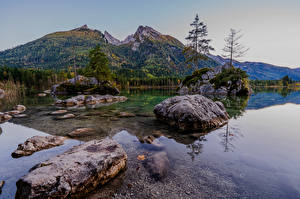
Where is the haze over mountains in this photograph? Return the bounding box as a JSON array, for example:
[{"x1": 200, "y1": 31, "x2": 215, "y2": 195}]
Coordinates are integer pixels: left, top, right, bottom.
[{"x1": 0, "y1": 25, "x2": 300, "y2": 80}]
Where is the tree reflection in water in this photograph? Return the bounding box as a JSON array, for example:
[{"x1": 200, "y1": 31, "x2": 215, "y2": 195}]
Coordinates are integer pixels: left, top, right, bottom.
[{"x1": 186, "y1": 136, "x2": 207, "y2": 161}]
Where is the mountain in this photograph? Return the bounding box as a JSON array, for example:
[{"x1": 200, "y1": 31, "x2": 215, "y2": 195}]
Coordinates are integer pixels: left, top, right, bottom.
[
  {"x1": 208, "y1": 55, "x2": 300, "y2": 80},
  {"x1": 0, "y1": 25, "x2": 218, "y2": 77}
]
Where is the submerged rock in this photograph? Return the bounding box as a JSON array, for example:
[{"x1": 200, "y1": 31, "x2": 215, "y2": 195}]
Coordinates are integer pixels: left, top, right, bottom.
[
  {"x1": 5, "y1": 110, "x2": 20, "y2": 115},
  {"x1": 154, "y1": 95, "x2": 229, "y2": 131},
  {"x1": 118, "y1": 112, "x2": 136, "y2": 118},
  {"x1": 144, "y1": 151, "x2": 170, "y2": 180},
  {"x1": 12, "y1": 136, "x2": 67, "y2": 158},
  {"x1": 56, "y1": 113, "x2": 76, "y2": 120},
  {"x1": 0, "y1": 112, "x2": 12, "y2": 123},
  {"x1": 55, "y1": 95, "x2": 127, "y2": 107},
  {"x1": 0, "y1": 180, "x2": 4, "y2": 194},
  {"x1": 68, "y1": 128, "x2": 95, "y2": 138},
  {"x1": 49, "y1": 110, "x2": 68, "y2": 115},
  {"x1": 15, "y1": 138, "x2": 127, "y2": 199},
  {"x1": 13, "y1": 114, "x2": 28, "y2": 118}
]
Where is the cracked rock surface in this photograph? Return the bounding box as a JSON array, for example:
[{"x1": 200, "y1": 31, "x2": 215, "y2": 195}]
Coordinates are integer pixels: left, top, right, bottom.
[
  {"x1": 154, "y1": 95, "x2": 229, "y2": 131},
  {"x1": 15, "y1": 138, "x2": 127, "y2": 199},
  {"x1": 12, "y1": 135, "x2": 67, "y2": 158}
]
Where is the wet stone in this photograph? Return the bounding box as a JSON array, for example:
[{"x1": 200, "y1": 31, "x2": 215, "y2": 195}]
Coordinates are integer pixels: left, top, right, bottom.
[
  {"x1": 144, "y1": 151, "x2": 170, "y2": 180},
  {"x1": 15, "y1": 138, "x2": 127, "y2": 199},
  {"x1": 56, "y1": 113, "x2": 76, "y2": 120},
  {"x1": 12, "y1": 135, "x2": 67, "y2": 158},
  {"x1": 68, "y1": 128, "x2": 95, "y2": 138},
  {"x1": 49, "y1": 110, "x2": 68, "y2": 115}
]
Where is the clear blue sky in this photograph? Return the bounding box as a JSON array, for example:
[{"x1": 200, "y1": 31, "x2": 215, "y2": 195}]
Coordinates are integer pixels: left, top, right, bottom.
[{"x1": 1, "y1": 0, "x2": 300, "y2": 68}]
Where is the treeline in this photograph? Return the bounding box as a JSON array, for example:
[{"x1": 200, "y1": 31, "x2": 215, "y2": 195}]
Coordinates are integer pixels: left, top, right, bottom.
[
  {"x1": 250, "y1": 75, "x2": 297, "y2": 87},
  {"x1": 0, "y1": 66, "x2": 67, "y2": 92},
  {"x1": 116, "y1": 76, "x2": 181, "y2": 88}
]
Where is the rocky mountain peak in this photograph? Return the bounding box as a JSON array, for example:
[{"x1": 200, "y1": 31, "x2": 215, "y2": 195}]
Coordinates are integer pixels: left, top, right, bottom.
[
  {"x1": 104, "y1": 31, "x2": 121, "y2": 46},
  {"x1": 72, "y1": 24, "x2": 90, "y2": 31},
  {"x1": 134, "y1": 25, "x2": 162, "y2": 42}
]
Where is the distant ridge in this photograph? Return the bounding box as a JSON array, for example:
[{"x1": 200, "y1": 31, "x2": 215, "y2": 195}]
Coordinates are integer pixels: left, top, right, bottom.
[{"x1": 208, "y1": 55, "x2": 300, "y2": 80}]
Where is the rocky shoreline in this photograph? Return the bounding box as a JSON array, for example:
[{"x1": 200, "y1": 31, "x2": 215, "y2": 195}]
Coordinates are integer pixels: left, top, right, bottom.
[{"x1": 55, "y1": 94, "x2": 127, "y2": 107}]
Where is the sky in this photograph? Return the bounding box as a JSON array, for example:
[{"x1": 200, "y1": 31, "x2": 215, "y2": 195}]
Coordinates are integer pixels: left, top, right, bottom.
[{"x1": 1, "y1": 0, "x2": 300, "y2": 68}]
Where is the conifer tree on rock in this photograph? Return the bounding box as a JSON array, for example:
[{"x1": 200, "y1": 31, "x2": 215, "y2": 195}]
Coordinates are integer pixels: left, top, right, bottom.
[{"x1": 183, "y1": 14, "x2": 214, "y2": 69}]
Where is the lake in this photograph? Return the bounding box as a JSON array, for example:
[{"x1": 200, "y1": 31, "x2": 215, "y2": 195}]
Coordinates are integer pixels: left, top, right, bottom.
[{"x1": 0, "y1": 89, "x2": 300, "y2": 198}]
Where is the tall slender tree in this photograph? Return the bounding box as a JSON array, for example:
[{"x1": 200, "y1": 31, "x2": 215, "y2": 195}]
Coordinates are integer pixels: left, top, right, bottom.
[
  {"x1": 222, "y1": 29, "x2": 249, "y2": 66},
  {"x1": 183, "y1": 14, "x2": 214, "y2": 69},
  {"x1": 85, "y1": 45, "x2": 112, "y2": 83}
]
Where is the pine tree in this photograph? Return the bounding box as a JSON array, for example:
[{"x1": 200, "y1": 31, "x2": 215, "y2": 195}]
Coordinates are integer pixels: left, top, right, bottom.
[
  {"x1": 222, "y1": 29, "x2": 249, "y2": 67},
  {"x1": 183, "y1": 14, "x2": 214, "y2": 69},
  {"x1": 85, "y1": 45, "x2": 112, "y2": 82}
]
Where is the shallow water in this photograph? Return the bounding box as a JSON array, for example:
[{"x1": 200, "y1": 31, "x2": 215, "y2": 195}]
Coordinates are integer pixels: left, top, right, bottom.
[{"x1": 1, "y1": 89, "x2": 300, "y2": 198}]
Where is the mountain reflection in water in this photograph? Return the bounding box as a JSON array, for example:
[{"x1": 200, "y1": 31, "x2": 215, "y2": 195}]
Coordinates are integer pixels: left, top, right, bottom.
[{"x1": 0, "y1": 88, "x2": 300, "y2": 198}]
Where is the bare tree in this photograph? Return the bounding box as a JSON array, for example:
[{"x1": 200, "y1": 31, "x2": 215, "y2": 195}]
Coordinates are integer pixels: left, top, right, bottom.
[
  {"x1": 222, "y1": 29, "x2": 249, "y2": 66},
  {"x1": 183, "y1": 14, "x2": 214, "y2": 69}
]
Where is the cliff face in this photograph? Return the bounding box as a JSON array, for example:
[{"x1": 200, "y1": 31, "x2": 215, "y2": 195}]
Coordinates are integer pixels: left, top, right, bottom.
[{"x1": 178, "y1": 64, "x2": 251, "y2": 96}]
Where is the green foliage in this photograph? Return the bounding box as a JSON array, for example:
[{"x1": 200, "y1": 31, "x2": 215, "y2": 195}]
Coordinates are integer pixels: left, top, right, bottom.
[
  {"x1": 85, "y1": 45, "x2": 112, "y2": 82},
  {"x1": 0, "y1": 66, "x2": 66, "y2": 92},
  {"x1": 210, "y1": 67, "x2": 248, "y2": 90},
  {"x1": 250, "y1": 75, "x2": 296, "y2": 87},
  {"x1": 281, "y1": 75, "x2": 293, "y2": 86},
  {"x1": 0, "y1": 27, "x2": 219, "y2": 78},
  {"x1": 182, "y1": 67, "x2": 211, "y2": 86}
]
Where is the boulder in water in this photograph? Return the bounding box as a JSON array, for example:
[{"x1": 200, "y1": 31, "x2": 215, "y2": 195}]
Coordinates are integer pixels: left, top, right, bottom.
[
  {"x1": 154, "y1": 95, "x2": 229, "y2": 131},
  {"x1": 14, "y1": 105, "x2": 26, "y2": 113}
]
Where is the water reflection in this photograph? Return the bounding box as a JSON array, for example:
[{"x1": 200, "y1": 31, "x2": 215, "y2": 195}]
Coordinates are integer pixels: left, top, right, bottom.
[{"x1": 1, "y1": 88, "x2": 300, "y2": 198}]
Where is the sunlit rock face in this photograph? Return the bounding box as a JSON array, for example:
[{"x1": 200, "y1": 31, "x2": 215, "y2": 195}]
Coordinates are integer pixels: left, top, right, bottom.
[
  {"x1": 15, "y1": 138, "x2": 127, "y2": 199},
  {"x1": 154, "y1": 95, "x2": 229, "y2": 131}
]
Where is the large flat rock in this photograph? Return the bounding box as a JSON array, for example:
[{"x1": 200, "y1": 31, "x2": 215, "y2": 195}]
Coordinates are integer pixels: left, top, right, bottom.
[
  {"x1": 15, "y1": 138, "x2": 127, "y2": 199},
  {"x1": 154, "y1": 95, "x2": 229, "y2": 131},
  {"x1": 12, "y1": 136, "x2": 67, "y2": 158}
]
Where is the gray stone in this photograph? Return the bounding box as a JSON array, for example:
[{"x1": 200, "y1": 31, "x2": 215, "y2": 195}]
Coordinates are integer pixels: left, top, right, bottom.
[
  {"x1": 0, "y1": 112, "x2": 12, "y2": 124},
  {"x1": 49, "y1": 110, "x2": 68, "y2": 115},
  {"x1": 12, "y1": 136, "x2": 67, "y2": 158},
  {"x1": 154, "y1": 95, "x2": 229, "y2": 131},
  {"x1": 68, "y1": 128, "x2": 95, "y2": 138},
  {"x1": 14, "y1": 105, "x2": 26, "y2": 113},
  {"x1": 13, "y1": 114, "x2": 28, "y2": 118},
  {"x1": 178, "y1": 63, "x2": 251, "y2": 96},
  {"x1": 145, "y1": 151, "x2": 169, "y2": 180},
  {"x1": 56, "y1": 113, "x2": 76, "y2": 120},
  {"x1": 15, "y1": 139, "x2": 127, "y2": 199},
  {"x1": 55, "y1": 95, "x2": 127, "y2": 107}
]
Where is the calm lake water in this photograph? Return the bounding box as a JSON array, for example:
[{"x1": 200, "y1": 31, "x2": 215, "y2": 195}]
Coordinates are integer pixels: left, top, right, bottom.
[{"x1": 0, "y1": 89, "x2": 300, "y2": 198}]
